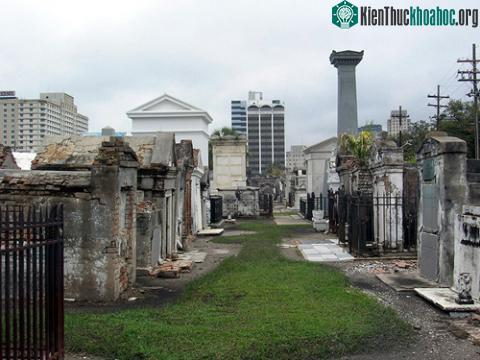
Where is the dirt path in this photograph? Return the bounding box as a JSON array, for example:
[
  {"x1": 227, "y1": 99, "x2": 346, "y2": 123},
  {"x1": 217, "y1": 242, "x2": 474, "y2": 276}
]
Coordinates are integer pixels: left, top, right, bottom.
[
  {"x1": 281, "y1": 229, "x2": 480, "y2": 359},
  {"x1": 66, "y1": 228, "x2": 242, "y2": 359},
  {"x1": 66, "y1": 234, "x2": 241, "y2": 315}
]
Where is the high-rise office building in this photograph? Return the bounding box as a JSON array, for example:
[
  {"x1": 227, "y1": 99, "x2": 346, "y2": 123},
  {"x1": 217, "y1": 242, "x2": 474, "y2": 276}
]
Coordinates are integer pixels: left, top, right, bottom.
[
  {"x1": 246, "y1": 92, "x2": 285, "y2": 175},
  {"x1": 231, "y1": 92, "x2": 264, "y2": 135},
  {"x1": 387, "y1": 110, "x2": 411, "y2": 137},
  {"x1": 0, "y1": 91, "x2": 89, "y2": 152},
  {"x1": 231, "y1": 100, "x2": 247, "y2": 135}
]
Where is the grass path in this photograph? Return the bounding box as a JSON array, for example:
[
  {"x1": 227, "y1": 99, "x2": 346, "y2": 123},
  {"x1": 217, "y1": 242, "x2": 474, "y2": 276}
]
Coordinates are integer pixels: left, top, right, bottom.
[{"x1": 66, "y1": 221, "x2": 409, "y2": 359}]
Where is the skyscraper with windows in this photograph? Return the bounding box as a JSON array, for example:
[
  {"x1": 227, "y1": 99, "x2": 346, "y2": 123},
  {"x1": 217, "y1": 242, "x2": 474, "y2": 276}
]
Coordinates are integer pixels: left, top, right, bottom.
[
  {"x1": 231, "y1": 100, "x2": 247, "y2": 135},
  {"x1": 246, "y1": 92, "x2": 285, "y2": 175},
  {"x1": 0, "y1": 91, "x2": 88, "y2": 152},
  {"x1": 231, "y1": 91, "x2": 285, "y2": 175}
]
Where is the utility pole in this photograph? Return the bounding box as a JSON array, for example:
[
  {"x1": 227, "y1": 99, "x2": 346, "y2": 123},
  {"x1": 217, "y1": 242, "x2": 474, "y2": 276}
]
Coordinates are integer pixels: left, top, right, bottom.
[
  {"x1": 458, "y1": 43, "x2": 480, "y2": 159},
  {"x1": 396, "y1": 106, "x2": 409, "y2": 147},
  {"x1": 428, "y1": 85, "x2": 449, "y2": 130}
]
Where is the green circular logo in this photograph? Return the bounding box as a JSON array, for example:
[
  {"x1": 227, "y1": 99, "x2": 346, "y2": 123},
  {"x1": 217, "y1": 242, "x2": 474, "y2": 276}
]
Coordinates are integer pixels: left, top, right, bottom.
[{"x1": 332, "y1": 1, "x2": 359, "y2": 29}]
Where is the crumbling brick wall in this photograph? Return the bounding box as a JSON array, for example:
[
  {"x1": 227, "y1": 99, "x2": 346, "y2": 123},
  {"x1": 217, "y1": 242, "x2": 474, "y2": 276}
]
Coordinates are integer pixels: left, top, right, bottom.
[
  {"x1": 218, "y1": 187, "x2": 260, "y2": 218},
  {"x1": 176, "y1": 140, "x2": 195, "y2": 250},
  {"x1": 126, "y1": 134, "x2": 179, "y2": 268},
  {"x1": 0, "y1": 137, "x2": 139, "y2": 301}
]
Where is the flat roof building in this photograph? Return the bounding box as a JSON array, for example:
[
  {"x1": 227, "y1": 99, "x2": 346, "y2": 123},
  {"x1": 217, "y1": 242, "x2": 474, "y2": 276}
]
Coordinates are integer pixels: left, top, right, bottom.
[
  {"x1": 246, "y1": 93, "x2": 285, "y2": 175},
  {"x1": 0, "y1": 91, "x2": 88, "y2": 152},
  {"x1": 286, "y1": 145, "x2": 307, "y2": 171}
]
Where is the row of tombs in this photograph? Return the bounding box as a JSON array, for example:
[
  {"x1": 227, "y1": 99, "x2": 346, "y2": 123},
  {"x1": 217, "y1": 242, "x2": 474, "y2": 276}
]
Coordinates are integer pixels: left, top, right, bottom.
[
  {"x1": 416, "y1": 133, "x2": 480, "y2": 305},
  {"x1": 0, "y1": 134, "x2": 210, "y2": 301},
  {"x1": 330, "y1": 132, "x2": 480, "y2": 304}
]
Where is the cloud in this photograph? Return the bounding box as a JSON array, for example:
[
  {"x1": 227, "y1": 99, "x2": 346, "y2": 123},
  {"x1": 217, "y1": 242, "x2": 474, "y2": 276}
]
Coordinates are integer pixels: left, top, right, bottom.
[{"x1": 0, "y1": 0, "x2": 478, "y2": 148}]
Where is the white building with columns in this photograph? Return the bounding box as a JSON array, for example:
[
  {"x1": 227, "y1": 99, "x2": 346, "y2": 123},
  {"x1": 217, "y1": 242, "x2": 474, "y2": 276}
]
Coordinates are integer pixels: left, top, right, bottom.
[{"x1": 127, "y1": 94, "x2": 212, "y2": 166}]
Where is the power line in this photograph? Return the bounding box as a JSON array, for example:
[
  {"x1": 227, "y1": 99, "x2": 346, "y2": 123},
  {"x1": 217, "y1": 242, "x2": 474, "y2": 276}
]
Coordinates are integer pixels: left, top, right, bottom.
[
  {"x1": 449, "y1": 82, "x2": 468, "y2": 96},
  {"x1": 437, "y1": 61, "x2": 458, "y2": 85},
  {"x1": 458, "y1": 43, "x2": 480, "y2": 159},
  {"x1": 427, "y1": 85, "x2": 449, "y2": 130},
  {"x1": 392, "y1": 105, "x2": 409, "y2": 147}
]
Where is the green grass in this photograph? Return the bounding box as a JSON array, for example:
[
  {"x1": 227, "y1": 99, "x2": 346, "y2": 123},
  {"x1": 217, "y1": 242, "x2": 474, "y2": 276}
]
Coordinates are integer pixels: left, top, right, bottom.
[{"x1": 65, "y1": 221, "x2": 409, "y2": 360}]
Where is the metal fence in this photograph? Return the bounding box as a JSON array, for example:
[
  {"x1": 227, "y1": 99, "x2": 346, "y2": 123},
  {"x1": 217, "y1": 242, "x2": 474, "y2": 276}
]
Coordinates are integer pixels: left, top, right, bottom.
[
  {"x1": 327, "y1": 190, "x2": 338, "y2": 234},
  {"x1": 299, "y1": 192, "x2": 330, "y2": 221},
  {"x1": 1, "y1": 205, "x2": 64, "y2": 360},
  {"x1": 299, "y1": 198, "x2": 306, "y2": 217},
  {"x1": 287, "y1": 192, "x2": 295, "y2": 208},
  {"x1": 334, "y1": 191, "x2": 418, "y2": 256},
  {"x1": 259, "y1": 194, "x2": 273, "y2": 216}
]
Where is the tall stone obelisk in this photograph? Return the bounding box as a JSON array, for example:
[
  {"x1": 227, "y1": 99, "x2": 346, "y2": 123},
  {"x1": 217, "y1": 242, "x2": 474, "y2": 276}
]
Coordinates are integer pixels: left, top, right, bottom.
[{"x1": 330, "y1": 50, "x2": 364, "y2": 137}]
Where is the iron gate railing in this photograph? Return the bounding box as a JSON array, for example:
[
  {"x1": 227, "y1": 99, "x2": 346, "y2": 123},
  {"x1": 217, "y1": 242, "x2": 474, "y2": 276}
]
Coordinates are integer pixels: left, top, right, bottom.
[
  {"x1": 299, "y1": 198, "x2": 306, "y2": 217},
  {"x1": 288, "y1": 192, "x2": 295, "y2": 208},
  {"x1": 210, "y1": 196, "x2": 223, "y2": 224},
  {"x1": 335, "y1": 191, "x2": 418, "y2": 256},
  {"x1": 259, "y1": 194, "x2": 273, "y2": 216},
  {"x1": 348, "y1": 193, "x2": 375, "y2": 256},
  {"x1": 0, "y1": 205, "x2": 64, "y2": 360},
  {"x1": 327, "y1": 190, "x2": 338, "y2": 234},
  {"x1": 300, "y1": 193, "x2": 331, "y2": 221}
]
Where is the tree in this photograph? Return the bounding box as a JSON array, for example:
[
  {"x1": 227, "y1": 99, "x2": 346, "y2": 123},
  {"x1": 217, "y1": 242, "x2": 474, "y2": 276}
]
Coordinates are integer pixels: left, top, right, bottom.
[
  {"x1": 438, "y1": 100, "x2": 476, "y2": 159},
  {"x1": 339, "y1": 131, "x2": 374, "y2": 166},
  {"x1": 400, "y1": 120, "x2": 434, "y2": 163},
  {"x1": 211, "y1": 127, "x2": 239, "y2": 139},
  {"x1": 266, "y1": 162, "x2": 285, "y2": 177}
]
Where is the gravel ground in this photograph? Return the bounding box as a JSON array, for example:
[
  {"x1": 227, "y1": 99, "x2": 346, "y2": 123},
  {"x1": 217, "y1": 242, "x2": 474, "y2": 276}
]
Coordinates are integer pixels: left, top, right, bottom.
[{"x1": 337, "y1": 265, "x2": 480, "y2": 359}]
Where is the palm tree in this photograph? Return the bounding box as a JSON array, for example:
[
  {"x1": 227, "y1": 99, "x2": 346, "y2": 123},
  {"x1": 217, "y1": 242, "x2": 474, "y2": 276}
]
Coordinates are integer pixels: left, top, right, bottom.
[
  {"x1": 211, "y1": 127, "x2": 239, "y2": 139},
  {"x1": 339, "y1": 131, "x2": 374, "y2": 166}
]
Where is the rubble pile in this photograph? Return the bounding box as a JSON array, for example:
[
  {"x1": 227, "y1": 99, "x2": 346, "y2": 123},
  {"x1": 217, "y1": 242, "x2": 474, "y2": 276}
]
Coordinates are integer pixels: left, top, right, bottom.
[
  {"x1": 345, "y1": 259, "x2": 417, "y2": 274},
  {"x1": 148, "y1": 259, "x2": 194, "y2": 278}
]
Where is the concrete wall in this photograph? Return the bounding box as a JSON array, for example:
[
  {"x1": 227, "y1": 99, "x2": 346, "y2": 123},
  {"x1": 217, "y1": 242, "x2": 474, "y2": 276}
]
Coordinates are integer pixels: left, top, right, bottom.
[
  {"x1": 452, "y1": 160, "x2": 480, "y2": 300},
  {"x1": 417, "y1": 134, "x2": 467, "y2": 286},
  {"x1": 218, "y1": 188, "x2": 260, "y2": 217},
  {"x1": 211, "y1": 136, "x2": 247, "y2": 190},
  {"x1": 286, "y1": 170, "x2": 306, "y2": 209},
  {"x1": 191, "y1": 168, "x2": 204, "y2": 234},
  {"x1": 454, "y1": 205, "x2": 480, "y2": 301},
  {"x1": 247, "y1": 175, "x2": 284, "y2": 203},
  {"x1": 134, "y1": 130, "x2": 209, "y2": 167},
  {"x1": 0, "y1": 164, "x2": 138, "y2": 301},
  {"x1": 136, "y1": 172, "x2": 178, "y2": 268},
  {"x1": 304, "y1": 138, "x2": 337, "y2": 196}
]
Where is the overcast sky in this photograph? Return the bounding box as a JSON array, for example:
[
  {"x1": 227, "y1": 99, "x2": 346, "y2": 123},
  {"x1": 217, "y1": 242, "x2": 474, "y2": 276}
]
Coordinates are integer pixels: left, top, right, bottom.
[{"x1": 1, "y1": 0, "x2": 478, "y2": 147}]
